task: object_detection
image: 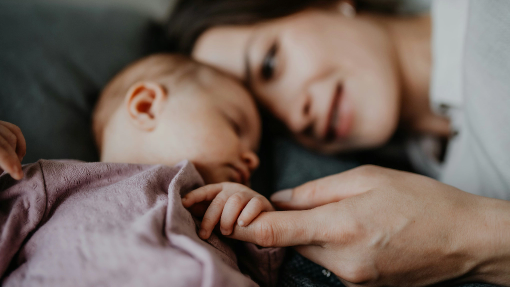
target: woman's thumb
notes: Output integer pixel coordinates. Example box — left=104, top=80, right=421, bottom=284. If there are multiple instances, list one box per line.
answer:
left=270, top=179, right=335, bottom=210
left=270, top=170, right=365, bottom=210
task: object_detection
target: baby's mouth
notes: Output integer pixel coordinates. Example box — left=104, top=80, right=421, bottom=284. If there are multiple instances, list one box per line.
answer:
left=228, top=164, right=250, bottom=186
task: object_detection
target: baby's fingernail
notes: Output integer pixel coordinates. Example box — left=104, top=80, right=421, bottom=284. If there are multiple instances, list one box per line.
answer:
left=220, top=228, right=228, bottom=235
left=199, top=229, right=207, bottom=239
left=181, top=197, right=187, bottom=203
left=270, top=189, right=293, bottom=202
left=238, top=220, right=245, bottom=227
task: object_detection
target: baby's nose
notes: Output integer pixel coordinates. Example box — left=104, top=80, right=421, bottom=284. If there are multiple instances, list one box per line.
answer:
left=241, top=151, right=260, bottom=171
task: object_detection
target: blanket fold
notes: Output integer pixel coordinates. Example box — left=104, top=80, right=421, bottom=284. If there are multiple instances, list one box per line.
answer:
left=0, top=160, right=283, bottom=287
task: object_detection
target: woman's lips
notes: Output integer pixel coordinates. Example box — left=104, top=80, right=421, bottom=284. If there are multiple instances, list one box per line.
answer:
left=337, top=91, right=354, bottom=139
left=325, top=84, right=353, bottom=142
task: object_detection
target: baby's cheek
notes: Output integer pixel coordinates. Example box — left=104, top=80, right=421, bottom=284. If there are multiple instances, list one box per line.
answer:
left=192, top=162, right=217, bottom=185
left=192, top=161, right=230, bottom=185
left=189, top=131, right=240, bottom=184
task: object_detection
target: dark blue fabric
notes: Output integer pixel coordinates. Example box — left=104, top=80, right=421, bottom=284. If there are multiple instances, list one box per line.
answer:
left=278, top=250, right=502, bottom=287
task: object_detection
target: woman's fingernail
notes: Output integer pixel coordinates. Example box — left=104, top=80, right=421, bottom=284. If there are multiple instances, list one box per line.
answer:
left=238, top=220, right=245, bottom=227
left=270, top=189, right=293, bottom=202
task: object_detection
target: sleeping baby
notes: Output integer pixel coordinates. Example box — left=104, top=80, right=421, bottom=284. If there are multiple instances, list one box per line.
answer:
left=0, top=54, right=283, bottom=287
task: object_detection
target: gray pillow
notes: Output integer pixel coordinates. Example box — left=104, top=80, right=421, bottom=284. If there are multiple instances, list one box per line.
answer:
left=0, top=1, right=162, bottom=163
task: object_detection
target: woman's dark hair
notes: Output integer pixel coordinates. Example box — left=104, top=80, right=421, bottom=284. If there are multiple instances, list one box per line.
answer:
left=166, top=0, right=402, bottom=54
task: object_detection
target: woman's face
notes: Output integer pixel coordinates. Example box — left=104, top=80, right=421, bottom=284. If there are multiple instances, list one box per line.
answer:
left=193, top=9, right=401, bottom=153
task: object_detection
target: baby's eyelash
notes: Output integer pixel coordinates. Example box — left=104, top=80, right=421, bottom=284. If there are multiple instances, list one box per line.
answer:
left=227, top=117, right=242, bottom=135
left=233, top=122, right=242, bottom=136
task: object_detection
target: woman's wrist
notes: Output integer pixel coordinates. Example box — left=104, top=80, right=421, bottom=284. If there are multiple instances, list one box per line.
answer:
left=467, top=196, right=510, bottom=285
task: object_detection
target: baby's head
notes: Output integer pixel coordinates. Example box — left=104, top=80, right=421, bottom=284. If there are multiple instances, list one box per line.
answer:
left=93, top=54, right=261, bottom=185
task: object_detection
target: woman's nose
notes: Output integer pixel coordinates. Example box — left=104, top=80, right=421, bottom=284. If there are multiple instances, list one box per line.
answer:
left=303, top=76, right=338, bottom=138
left=241, top=151, right=260, bottom=171
left=287, top=95, right=314, bottom=134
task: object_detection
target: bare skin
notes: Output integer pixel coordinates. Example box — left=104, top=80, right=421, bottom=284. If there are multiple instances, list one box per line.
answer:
left=99, top=56, right=261, bottom=185
left=188, top=5, right=510, bottom=285
left=1, top=55, right=273, bottom=254
left=193, top=8, right=450, bottom=153
left=379, top=15, right=450, bottom=136
left=227, top=166, right=510, bottom=286
left=0, top=121, right=26, bottom=180
left=182, top=182, right=274, bottom=240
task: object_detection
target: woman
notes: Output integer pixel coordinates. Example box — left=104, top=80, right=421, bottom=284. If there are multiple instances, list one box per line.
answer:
left=167, top=0, right=510, bottom=286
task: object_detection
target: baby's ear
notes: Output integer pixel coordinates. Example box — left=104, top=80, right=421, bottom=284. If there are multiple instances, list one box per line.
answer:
left=125, top=81, right=167, bottom=131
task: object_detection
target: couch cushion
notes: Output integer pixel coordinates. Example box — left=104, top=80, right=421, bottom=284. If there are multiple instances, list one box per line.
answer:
left=0, top=1, right=162, bottom=163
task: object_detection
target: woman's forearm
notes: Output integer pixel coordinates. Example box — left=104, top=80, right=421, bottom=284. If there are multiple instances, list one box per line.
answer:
left=471, top=197, right=510, bottom=285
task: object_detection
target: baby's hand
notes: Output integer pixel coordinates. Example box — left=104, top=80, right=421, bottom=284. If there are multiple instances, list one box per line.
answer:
left=0, top=121, right=26, bottom=180
left=182, top=182, right=274, bottom=240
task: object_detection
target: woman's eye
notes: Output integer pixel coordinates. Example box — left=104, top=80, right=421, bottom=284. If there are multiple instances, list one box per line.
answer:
left=261, top=43, right=278, bottom=81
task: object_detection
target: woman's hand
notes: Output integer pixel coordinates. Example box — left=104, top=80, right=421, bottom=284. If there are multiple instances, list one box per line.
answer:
left=0, top=121, right=26, bottom=180
left=227, top=165, right=510, bottom=286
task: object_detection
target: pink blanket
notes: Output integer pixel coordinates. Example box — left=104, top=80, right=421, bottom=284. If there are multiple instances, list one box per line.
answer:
left=0, top=160, right=284, bottom=287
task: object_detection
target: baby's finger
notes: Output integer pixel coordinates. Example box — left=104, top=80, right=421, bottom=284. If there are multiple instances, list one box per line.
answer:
left=220, top=192, right=254, bottom=236
left=0, top=121, right=26, bottom=161
left=199, top=193, right=231, bottom=239
left=0, top=124, right=17, bottom=151
left=0, top=136, right=23, bottom=180
left=238, top=196, right=274, bottom=227
left=182, top=183, right=223, bottom=208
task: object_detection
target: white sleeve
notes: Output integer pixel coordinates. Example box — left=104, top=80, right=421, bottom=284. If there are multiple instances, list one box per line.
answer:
left=431, top=0, right=510, bottom=199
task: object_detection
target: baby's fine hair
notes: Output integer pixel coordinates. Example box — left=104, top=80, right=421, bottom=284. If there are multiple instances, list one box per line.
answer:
left=92, top=54, right=199, bottom=149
